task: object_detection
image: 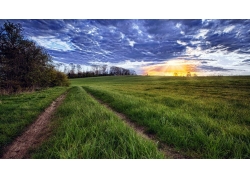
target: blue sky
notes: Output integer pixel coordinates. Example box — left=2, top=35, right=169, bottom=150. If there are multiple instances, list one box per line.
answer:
left=1, top=19, right=250, bottom=76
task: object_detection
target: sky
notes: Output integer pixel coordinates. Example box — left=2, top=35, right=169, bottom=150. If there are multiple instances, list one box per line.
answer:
left=1, top=19, right=250, bottom=76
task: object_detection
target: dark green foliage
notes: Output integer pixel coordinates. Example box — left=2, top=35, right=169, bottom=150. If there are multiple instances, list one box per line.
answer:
left=0, top=21, right=69, bottom=93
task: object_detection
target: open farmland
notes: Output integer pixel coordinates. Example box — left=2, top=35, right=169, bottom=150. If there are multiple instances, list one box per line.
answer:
left=1, top=85, right=164, bottom=159
left=1, top=75, right=250, bottom=159
left=71, top=76, right=250, bottom=158
left=30, top=86, right=164, bottom=158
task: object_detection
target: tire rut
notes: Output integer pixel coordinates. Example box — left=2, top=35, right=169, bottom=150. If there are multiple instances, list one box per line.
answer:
left=1, top=93, right=66, bottom=159
left=86, top=91, right=188, bottom=159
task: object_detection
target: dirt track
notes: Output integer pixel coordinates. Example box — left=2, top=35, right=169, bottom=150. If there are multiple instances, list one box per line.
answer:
left=1, top=90, right=187, bottom=159
left=1, top=94, right=66, bottom=159
left=87, top=92, right=187, bottom=159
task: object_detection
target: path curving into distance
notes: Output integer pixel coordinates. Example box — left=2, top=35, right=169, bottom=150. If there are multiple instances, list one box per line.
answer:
left=2, top=89, right=187, bottom=159
left=86, top=91, right=187, bottom=159
left=1, top=93, right=66, bottom=159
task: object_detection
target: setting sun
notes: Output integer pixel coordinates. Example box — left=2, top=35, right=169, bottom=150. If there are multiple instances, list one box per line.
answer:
left=142, top=59, right=200, bottom=76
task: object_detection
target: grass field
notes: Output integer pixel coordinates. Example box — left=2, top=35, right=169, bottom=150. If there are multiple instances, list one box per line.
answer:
left=31, top=86, right=164, bottom=158
left=2, top=75, right=250, bottom=159
left=0, top=87, right=68, bottom=156
left=71, top=76, right=250, bottom=158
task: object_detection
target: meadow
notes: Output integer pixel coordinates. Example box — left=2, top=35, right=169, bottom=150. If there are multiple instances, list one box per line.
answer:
left=31, top=86, right=164, bottom=158
left=71, top=76, right=250, bottom=158
left=0, top=87, right=68, bottom=156
left=1, top=75, right=250, bottom=158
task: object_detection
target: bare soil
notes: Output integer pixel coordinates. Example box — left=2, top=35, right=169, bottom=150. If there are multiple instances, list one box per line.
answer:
left=87, top=93, right=188, bottom=159
left=1, top=93, right=66, bottom=159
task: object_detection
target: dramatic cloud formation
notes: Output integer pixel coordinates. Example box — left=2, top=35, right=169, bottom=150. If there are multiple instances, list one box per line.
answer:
left=1, top=19, right=250, bottom=75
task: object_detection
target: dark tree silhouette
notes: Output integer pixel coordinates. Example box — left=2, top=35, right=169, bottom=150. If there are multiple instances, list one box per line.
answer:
left=186, top=72, right=191, bottom=77
left=0, top=21, right=69, bottom=93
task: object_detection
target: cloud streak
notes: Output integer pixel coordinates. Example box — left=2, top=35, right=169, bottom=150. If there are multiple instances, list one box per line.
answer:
left=0, top=19, right=250, bottom=75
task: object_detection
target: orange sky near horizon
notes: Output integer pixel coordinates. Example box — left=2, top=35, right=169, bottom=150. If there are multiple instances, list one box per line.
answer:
left=142, top=59, right=201, bottom=76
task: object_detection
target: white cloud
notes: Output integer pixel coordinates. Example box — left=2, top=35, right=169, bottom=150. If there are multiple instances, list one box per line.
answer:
left=183, top=45, right=249, bottom=74
left=72, top=44, right=82, bottom=50
left=223, top=25, right=235, bottom=33
left=185, top=46, right=202, bottom=57
left=128, top=39, right=136, bottom=47
left=132, top=24, right=139, bottom=30
left=201, top=19, right=213, bottom=26
left=117, top=60, right=154, bottom=69
left=142, top=51, right=155, bottom=56
left=109, top=26, right=116, bottom=33
left=194, top=29, right=209, bottom=39
left=66, top=23, right=80, bottom=33
left=87, top=26, right=98, bottom=35
left=132, top=23, right=143, bottom=35
left=176, top=23, right=181, bottom=28
left=120, top=32, right=125, bottom=39
left=147, top=34, right=153, bottom=38
left=176, top=23, right=185, bottom=35
left=190, top=40, right=201, bottom=45
left=101, top=49, right=112, bottom=54
left=192, top=47, right=250, bottom=75
left=30, top=36, right=74, bottom=51
left=177, top=40, right=187, bottom=46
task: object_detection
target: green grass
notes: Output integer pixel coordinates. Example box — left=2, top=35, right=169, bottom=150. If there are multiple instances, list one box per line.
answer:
left=31, top=86, right=164, bottom=158
left=2, top=76, right=249, bottom=159
left=71, top=76, right=250, bottom=158
left=0, top=87, right=68, bottom=156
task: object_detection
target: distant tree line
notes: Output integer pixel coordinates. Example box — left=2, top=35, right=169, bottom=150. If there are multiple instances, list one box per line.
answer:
left=0, top=21, right=69, bottom=94
left=67, top=64, right=136, bottom=79
left=173, top=72, right=197, bottom=77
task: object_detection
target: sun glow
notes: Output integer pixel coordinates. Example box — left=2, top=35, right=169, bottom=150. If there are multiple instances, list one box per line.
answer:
left=142, top=59, right=201, bottom=76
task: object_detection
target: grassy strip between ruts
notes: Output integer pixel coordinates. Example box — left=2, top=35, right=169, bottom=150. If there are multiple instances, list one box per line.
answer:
left=31, top=86, right=164, bottom=159
left=82, top=83, right=250, bottom=159
left=0, top=87, right=68, bottom=156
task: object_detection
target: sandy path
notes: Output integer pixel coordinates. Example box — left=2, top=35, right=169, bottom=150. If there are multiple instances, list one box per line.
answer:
left=1, top=93, right=66, bottom=159
left=87, top=92, right=187, bottom=159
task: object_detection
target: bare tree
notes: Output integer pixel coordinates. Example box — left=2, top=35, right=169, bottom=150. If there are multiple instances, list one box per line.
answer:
left=77, top=64, right=82, bottom=73
left=100, top=64, right=108, bottom=75
left=69, top=63, right=76, bottom=74
left=92, top=65, right=100, bottom=75
left=64, top=65, right=69, bottom=74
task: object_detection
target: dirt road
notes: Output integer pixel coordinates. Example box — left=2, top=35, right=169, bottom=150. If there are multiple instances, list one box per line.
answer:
left=1, top=94, right=66, bottom=159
